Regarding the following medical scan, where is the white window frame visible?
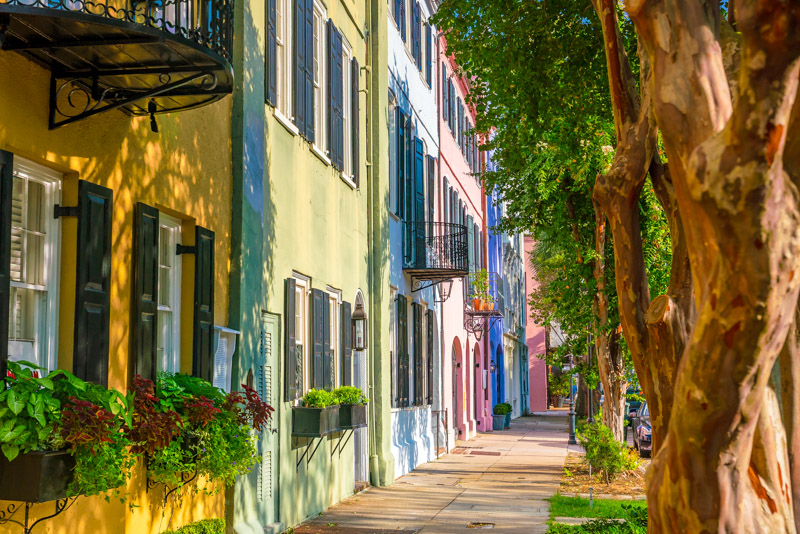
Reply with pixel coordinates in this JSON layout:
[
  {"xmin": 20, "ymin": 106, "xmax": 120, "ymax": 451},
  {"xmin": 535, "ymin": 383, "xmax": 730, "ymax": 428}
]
[
  {"xmin": 275, "ymin": 0, "xmax": 293, "ymax": 120},
  {"xmin": 341, "ymin": 37, "xmax": 353, "ymax": 180},
  {"xmin": 293, "ymin": 273, "xmax": 311, "ymax": 393},
  {"xmin": 8, "ymin": 158, "xmax": 62, "ymax": 374},
  {"xmin": 312, "ymin": 1, "xmax": 328, "ymax": 156},
  {"xmin": 156, "ymin": 213, "xmax": 182, "ymax": 374},
  {"xmin": 326, "ymin": 286, "xmax": 341, "ymax": 387}
]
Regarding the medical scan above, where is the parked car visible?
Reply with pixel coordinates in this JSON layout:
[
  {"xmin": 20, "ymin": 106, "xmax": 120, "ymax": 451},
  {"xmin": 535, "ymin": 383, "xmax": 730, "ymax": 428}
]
[{"xmin": 631, "ymin": 402, "xmax": 651, "ymax": 457}]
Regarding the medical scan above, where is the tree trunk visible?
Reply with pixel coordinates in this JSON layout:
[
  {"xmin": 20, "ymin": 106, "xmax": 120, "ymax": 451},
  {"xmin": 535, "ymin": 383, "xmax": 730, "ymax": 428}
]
[{"xmin": 629, "ymin": 1, "xmax": 800, "ymax": 531}]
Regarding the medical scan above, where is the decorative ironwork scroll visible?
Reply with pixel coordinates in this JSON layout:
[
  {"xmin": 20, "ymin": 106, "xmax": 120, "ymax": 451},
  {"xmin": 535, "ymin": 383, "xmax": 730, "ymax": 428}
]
[{"xmin": 0, "ymin": 497, "xmax": 79, "ymax": 534}]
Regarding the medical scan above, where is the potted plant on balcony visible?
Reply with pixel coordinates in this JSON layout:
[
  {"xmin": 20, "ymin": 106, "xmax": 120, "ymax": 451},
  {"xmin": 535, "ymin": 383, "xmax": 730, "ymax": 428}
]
[
  {"xmin": 0, "ymin": 360, "xmax": 135, "ymax": 503},
  {"xmin": 491, "ymin": 403, "xmax": 508, "ymax": 431},
  {"xmin": 131, "ymin": 373, "xmax": 274, "ymax": 492},
  {"xmin": 291, "ymin": 389, "xmax": 340, "ymax": 437},
  {"xmin": 333, "ymin": 386, "xmax": 368, "ymax": 430},
  {"xmin": 471, "ymin": 269, "xmax": 495, "ymax": 311}
]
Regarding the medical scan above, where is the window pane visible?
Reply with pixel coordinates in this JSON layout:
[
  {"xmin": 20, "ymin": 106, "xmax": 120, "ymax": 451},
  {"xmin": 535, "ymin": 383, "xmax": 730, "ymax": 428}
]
[
  {"xmin": 26, "ymin": 181, "xmax": 44, "ymax": 233},
  {"xmin": 26, "ymin": 234, "xmax": 44, "ymax": 286},
  {"xmin": 157, "ymin": 309, "xmax": 173, "ymax": 371},
  {"xmin": 10, "ymin": 178, "xmax": 24, "ymax": 282}
]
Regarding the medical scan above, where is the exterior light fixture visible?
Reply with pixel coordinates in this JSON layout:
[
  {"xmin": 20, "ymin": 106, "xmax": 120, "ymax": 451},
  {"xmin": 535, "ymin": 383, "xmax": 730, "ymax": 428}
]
[
  {"xmin": 490, "ymin": 361, "xmax": 497, "ymax": 373},
  {"xmin": 436, "ymin": 279, "xmax": 453, "ymax": 303},
  {"xmin": 352, "ymin": 300, "xmax": 368, "ymax": 351}
]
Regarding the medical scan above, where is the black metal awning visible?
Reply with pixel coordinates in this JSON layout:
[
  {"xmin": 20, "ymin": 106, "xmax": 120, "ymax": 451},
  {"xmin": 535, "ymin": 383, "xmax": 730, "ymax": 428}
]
[{"xmin": 0, "ymin": 0, "xmax": 233, "ymax": 128}]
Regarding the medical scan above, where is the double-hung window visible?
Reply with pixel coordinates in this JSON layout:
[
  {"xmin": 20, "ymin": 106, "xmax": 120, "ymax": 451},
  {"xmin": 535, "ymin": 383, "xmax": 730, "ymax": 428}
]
[
  {"xmin": 275, "ymin": 0, "xmax": 293, "ymax": 118},
  {"xmin": 157, "ymin": 213, "xmax": 182, "ymax": 373},
  {"xmin": 327, "ymin": 289, "xmax": 340, "ymax": 386},
  {"xmin": 7, "ymin": 159, "xmax": 61, "ymax": 373},
  {"xmin": 342, "ymin": 38, "xmax": 353, "ymax": 179},
  {"xmin": 389, "ymin": 92, "xmax": 398, "ymax": 214},
  {"xmin": 313, "ymin": 2, "xmax": 327, "ymax": 152},
  {"xmin": 294, "ymin": 276, "xmax": 310, "ymax": 391}
]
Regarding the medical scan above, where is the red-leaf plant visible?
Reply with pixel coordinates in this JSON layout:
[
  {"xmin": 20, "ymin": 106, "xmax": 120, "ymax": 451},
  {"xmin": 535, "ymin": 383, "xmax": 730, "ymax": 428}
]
[
  {"xmin": 128, "ymin": 375, "xmax": 182, "ymax": 455},
  {"xmin": 58, "ymin": 397, "xmax": 116, "ymax": 453},
  {"xmin": 184, "ymin": 396, "xmax": 221, "ymax": 428},
  {"xmin": 222, "ymin": 385, "xmax": 274, "ymax": 432}
]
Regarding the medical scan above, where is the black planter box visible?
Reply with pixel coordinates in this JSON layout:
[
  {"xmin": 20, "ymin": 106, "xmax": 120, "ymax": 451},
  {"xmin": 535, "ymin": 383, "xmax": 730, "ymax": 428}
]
[
  {"xmin": 292, "ymin": 406, "xmax": 340, "ymax": 437},
  {"xmin": 0, "ymin": 450, "xmax": 75, "ymax": 502},
  {"xmin": 339, "ymin": 404, "xmax": 367, "ymax": 430}
]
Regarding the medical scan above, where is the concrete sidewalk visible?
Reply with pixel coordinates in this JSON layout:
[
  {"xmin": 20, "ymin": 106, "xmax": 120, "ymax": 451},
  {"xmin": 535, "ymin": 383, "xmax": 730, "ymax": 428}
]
[{"xmin": 293, "ymin": 413, "xmax": 568, "ymax": 534}]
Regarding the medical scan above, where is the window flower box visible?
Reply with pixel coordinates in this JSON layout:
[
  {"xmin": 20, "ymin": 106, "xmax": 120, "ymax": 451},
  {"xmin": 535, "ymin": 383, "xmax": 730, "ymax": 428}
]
[
  {"xmin": 338, "ymin": 404, "xmax": 367, "ymax": 430},
  {"xmin": 291, "ymin": 406, "xmax": 340, "ymax": 437},
  {"xmin": 0, "ymin": 450, "xmax": 75, "ymax": 503}
]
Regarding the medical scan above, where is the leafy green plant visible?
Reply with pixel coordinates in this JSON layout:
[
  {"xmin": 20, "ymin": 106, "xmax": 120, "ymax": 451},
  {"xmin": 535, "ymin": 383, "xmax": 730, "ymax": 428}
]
[
  {"xmin": 493, "ymin": 402, "xmax": 512, "ymax": 415},
  {"xmin": 333, "ymin": 386, "xmax": 368, "ymax": 405},
  {"xmin": 302, "ymin": 389, "xmax": 337, "ymax": 408},
  {"xmin": 160, "ymin": 518, "xmax": 225, "ymax": 534},
  {"xmin": 0, "ymin": 360, "xmax": 135, "ymax": 500},
  {"xmin": 141, "ymin": 373, "xmax": 274, "ymax": 492},
  {"xmin": 470, "ymin": 269, "xmax": 494, "ymax": 303},
  {"xmin": 577, "ymin": 422, "xmax": 639, "ymax": 484}
]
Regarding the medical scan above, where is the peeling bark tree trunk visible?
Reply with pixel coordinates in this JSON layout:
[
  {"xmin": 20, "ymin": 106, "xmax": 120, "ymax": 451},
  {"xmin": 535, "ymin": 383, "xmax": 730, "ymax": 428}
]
[{"xmin": 626, "ymin": 0, "xmax": 800, "ymax": 531}]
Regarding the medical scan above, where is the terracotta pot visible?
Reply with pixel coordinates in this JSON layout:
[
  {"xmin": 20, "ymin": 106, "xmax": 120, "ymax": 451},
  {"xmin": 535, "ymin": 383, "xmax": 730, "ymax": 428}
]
[
  {"xmin": 472, "ymin": 298, "xmax": 482, "ymax": 310},
  {"xmin": 486, "ymin": 302, "xmax": 495, "ymax": 311}
]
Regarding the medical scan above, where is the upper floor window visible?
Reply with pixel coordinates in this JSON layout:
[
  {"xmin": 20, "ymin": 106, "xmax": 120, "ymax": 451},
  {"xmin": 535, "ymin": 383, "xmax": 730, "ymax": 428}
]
[
  {"xmin": 313, "ymin": 2, "xmax": 327, "ymax": 152},
  {"xmin": 389, "ymin": 92, "xmax": 398, "ymax": 214},
  {"xmin": 8, "ymin": 159, "xmax": 62, "ymax": 373},
  {"xmin": 327, "ymin": 289, "xmax": 340, "ymax": 386},
  {"xmin": 294, "ymin": 276, "xmax": 310, "ymax": 391},
  {"xmin": 276, "ymin": 0, "xmax": 293, "ymax": 118},
  {"xmin": 342, "ymin": 38, "xmax": 354, "ymax": 179}
]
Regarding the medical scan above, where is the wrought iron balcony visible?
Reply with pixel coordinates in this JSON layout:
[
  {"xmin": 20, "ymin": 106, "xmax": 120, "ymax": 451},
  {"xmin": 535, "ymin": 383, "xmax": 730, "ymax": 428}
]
[
  {"xmin": 0, "ymin": 0, "xmax": 234, "ymax": 128},
  {"xmin": 403, "ymin": 221, "xmax": 469, "ymax": 292}
]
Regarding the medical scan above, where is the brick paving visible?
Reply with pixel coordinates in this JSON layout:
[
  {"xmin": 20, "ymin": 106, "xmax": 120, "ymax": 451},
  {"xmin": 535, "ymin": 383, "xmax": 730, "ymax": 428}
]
[{"xmin": 293, "ymin": 413, "xmax": 569, "ymax": 534}]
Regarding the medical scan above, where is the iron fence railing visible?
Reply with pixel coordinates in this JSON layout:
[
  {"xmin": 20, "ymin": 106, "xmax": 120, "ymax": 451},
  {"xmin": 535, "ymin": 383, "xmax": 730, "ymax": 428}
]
[
  {"xmin": 0, "ymin": 0, "xmax": 234, "ymax": 61},
  {"xmin": 403, "ymin": 222, "xmax": 469, "ymax": 273}
]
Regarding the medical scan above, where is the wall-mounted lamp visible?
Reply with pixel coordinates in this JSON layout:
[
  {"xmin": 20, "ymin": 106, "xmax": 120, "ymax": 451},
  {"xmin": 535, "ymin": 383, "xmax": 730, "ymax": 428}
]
[
  {"xmin": 352, "ymin": 299, "xmax": 368, "ymax": 351},
  {"xmin": 435, "ymin": 279, "xmax": 454, "ymax": 303},
  {"xmin": 490, "ymin": 361, "xmax": 497, "ymax": 373}
]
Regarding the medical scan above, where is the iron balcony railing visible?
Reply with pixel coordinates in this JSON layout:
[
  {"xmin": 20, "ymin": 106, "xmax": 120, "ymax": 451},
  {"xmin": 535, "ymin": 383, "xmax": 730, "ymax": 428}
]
[
  {"xmin": 403, "ymin": 221, "xmax": 469, "ymax": 274},
  {"xmin": 0, "ymin": 0, "xmax": 234, "ymax": 61}
]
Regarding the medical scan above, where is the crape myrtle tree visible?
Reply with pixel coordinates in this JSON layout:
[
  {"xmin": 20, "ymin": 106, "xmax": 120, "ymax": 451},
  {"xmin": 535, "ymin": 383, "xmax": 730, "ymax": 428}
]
[
  {"xmin": 437, "ymin": 0, "xmax": 800, "ymax": 531},
  {"xmin": 432, "ymin": 0, "xmax": 671, "ymax": 443}
]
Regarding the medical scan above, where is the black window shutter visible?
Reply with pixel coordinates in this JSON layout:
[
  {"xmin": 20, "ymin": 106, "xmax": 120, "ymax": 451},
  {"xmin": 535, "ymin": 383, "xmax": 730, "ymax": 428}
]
[
  {"xmin": 412, "ymin": 302, "xmax": 422, "ymax": 405},
  {"xmin": 457, "ymin": 99, "xmax": 463, "ymax": 150},
  {"xmin": 443, "ymin": 178, "xmax": 449, "ymax": 226},
  {"xmin": 266, "ymin": 0, "xmax": 277, "ymax": 105},
  {"xmin": 413, "ymin": 138, "xmax": 425, "ymax": 267},
  {"xmin": 426, "ymin": 156, "xmax": 435, "ymax": 226},
  {"xmin": 351, "ymin": 57, "xmax": 360, "ymax": 186},
  {"xmin": 448, "ymin": 80, "xmax": 455, "ymax": 129},
  {"xmin": 0, "ymin": 150, "xmax": 12, "ymax": 377},
  {"xmin": 192, "ymin": 226, "xmax": 215, "ymax": 383},
  {"xmin": 311, "ymin": 288, "xmax": 325, "ymax": 389},
  {"xmin": 397, "ymin": 296, "xmax": 408, "ymax": 407},
  {"xmin": 341, "ymin": 301, "xmax": 352, "ymax": 386},
  {"xmin": 132, "ymin": 203, "xmax": 160, "ymax": 381},
  {"xmin": 396, "ymin": 107, "xmax": 405, "ymax": 217},
  {"xmin": 323, "ymin": 292, "xmax": 332, "ymax": 390},
  {"xmin": 327, "ymin": 20, "xmax": 344, "ymax": 170},
  {"xmin": 467, "ymin": 215, "xmax": 474, "ymax": 274},
  {"xmin": 304, "ymin": 0, "xmax": 314, "ymax": 141},
  {"xmin": 441, "ymin": 65, "xmax": 448, "ymax": 122},
  {"xmin": 73, "ymin": 180, "xmax": 113, "ymax": 386},
  {"xmin": 399, "ymin": 0, "xmax": 406, "ymax": 42},
  {"xmin": 425, "ymin": 23, "xmax": 432, "ymax": 86},
  {"xmin": 284, "ymin": 278, "xmax": 299, "ymax": 401},
  {"xmin": 411, "ymin": 0, "xmax": 422, "ymax": 70},
  {"xmin": 294, "ymin": 0, "xmax": 306, "ymax": 134},
  {"xmin": 426, "ymin": 309, "xmax": 434, "ymax": 404}
]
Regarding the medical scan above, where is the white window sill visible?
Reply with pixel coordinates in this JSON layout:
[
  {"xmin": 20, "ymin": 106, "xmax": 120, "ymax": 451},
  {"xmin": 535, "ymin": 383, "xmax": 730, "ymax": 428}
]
[
  {"xmin": 340, "ymin": 172, "xmax": 357, "ymax": 190},
  {"xmin": 311, "ymin": 144, "xmax": 332, "ymax": 166},
  {"xmin": 391, "ymin": 405, "xmax": 432, "ymax": 413},
  {"xmin": 389, "ymin": 211, "xmax": 401, "ymax": 222},
  {"xmin": 274, "ymin": 109, "xmax": 299, "ymax": 136}
]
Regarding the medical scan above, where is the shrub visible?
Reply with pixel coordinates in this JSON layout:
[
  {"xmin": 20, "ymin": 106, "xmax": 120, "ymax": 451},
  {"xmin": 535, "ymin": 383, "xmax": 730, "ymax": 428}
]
[
  {"xmin": 577, "ymin": 422, "xmax": 639, "ymax": 484},
  {"xmin": 302, "ymin": 389, "xmax": 338, "ymax": 408},
  {"xmin": 333, "ymin": 386, "xmax": 368, "ymax": 405},
  {"xmin": 493, "ymin": 402, "xmax": 512, "ymax": 415},
  {"xmin": 161, "ymin": 518, "xmax": 225, "ymax": 534}
]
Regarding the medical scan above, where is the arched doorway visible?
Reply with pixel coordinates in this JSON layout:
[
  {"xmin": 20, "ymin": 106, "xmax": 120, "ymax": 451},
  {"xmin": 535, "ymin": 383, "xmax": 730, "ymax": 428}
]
[
  {"xmin": 496, "ymin": 345, "xmax": 505, "ymax": 404},
  {"xmin": 451, "ymin": 337, "xmax": 464, "ymax": 437}
]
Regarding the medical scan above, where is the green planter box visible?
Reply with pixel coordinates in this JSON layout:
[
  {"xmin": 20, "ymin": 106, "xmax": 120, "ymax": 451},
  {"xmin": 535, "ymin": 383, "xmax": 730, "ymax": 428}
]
[
  {"xmin": 292, "ymin": 405, "xmax": 340, "ymax": 437},
  {"xmin": 492, "ymin": 414, "xmax": 505, "ymax": 431},
  {"xmin": 0, "ymin": 450, "xmax": 75, "ymax": 502},
  {"xmin": 339, "ymin": 404, "xmax": 367, "ymax": 429}
]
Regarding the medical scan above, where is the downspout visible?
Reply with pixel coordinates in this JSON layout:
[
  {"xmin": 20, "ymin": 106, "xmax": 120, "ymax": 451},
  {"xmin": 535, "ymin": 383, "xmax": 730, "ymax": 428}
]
[{"xmin": 435, "ymin": 31, "xmax": 448, "ymax": 454}]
